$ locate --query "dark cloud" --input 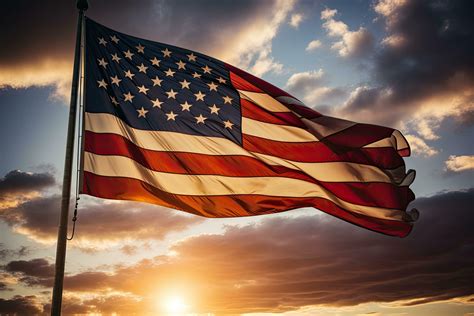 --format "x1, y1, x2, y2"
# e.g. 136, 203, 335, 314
0, 282, 11, 292
0, 295, 43, 315
0, 244, 30, 261
5, 258, 55, 288
0, 0, 291, 99
338, 0, 474, 128
7, 188, 471, 314
0, 0, 271, 65
0, 195, 201, 245
0, 170, 55, 199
